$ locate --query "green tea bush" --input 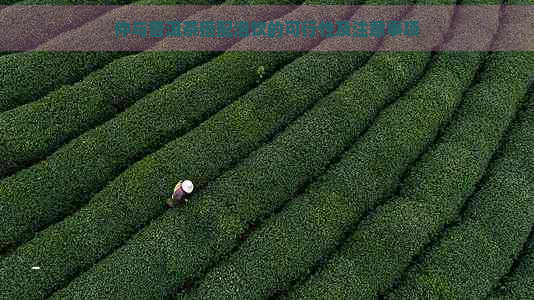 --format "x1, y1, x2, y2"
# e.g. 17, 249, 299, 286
0, 49, 370, 299
182, 50, 433, 299
280, 50, 489, 298
390, 76, 534, 299
0, 51, 132, 112
188, 31, 504, 298
0, 51, 219, 179
287, 52, 534, 300
0, 50, 301, 250
491, 227, 534, 299
44, 48, 375, 299
0, 0, 308, 178
0, 0, 227, 112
